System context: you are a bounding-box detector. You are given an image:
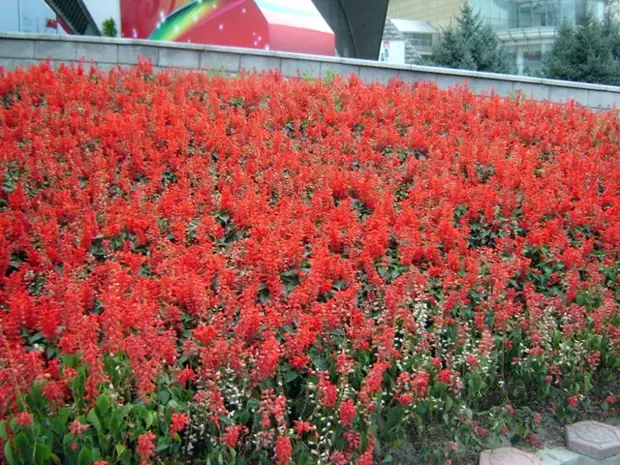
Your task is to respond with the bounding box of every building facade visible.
[1,0,67,34]
[388,0,606,74]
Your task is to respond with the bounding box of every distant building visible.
[388,0,606,75]
[379,18,439,64]
[1,0,70,35]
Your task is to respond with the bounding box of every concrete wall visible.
[1,33,619,109]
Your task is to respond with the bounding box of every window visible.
[517,2,532,28]
[403,32,433,47]
[532,1,547,26]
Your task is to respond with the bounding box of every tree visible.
[430,2,511,73]
[102,18,118,38]
[543,9,620,85]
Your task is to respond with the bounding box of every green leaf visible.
[109,412,122,432]
[87,409,103,437]
[312,355,327,371]
[61,354,79,368]
[14,433,30,456]
[510,433,522,445]
[0,421,7,441]
[158,389,170,405]
[115,444,126,457]
[96,395,111,415]
[4,442,15,465]
[52,408,70,434]
[144,411,154,429]
[417,400,428,417]
[77,447,94,465]
[50,453,61,465]
[34,443,52,465]
[284,370,299,383]
[236,410,249,425]
[387,407,404,424]
[155,437,169,452]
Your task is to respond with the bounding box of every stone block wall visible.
[1,33,619,109]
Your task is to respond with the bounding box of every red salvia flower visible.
[339,399,356,427]
[169,412,189,436]
[137,431,156,465]
[0,62,618,465]
[274,436,293,465]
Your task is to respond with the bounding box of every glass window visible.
[593,0,605,20]
[545,0,561,27]
[575,0,586,24]
[560,0,577,25]
[0,0,19,33]
[532,1,547,26]
[517,1,532,28]
[473,0,511,29]
[523,44,543,74]
[403,32,433,47]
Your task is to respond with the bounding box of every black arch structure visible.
[44,0,100,35]
[311,0,389,59]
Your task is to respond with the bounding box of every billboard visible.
[120,0,335,56]
[378,40,405,65]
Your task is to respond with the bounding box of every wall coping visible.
[2,32,620,94]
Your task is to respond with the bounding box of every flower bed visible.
[0,62,619,465]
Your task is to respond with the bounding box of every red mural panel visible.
[119,0,334,56]
[120,0,177,39]
[267,23,334,56]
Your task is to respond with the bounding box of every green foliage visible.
[101,18,118,38]
[543,9,620,85]
[0,355,198,465]
[430,2,511,73]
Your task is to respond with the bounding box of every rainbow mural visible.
[148,0,230,42]
[120,0,334,56]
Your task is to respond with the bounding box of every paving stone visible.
[566,421,620,459]
[538,446,620,465]
[537,447,583,465]
[480,447,542,465]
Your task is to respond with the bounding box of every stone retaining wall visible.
[1,33,619,109]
